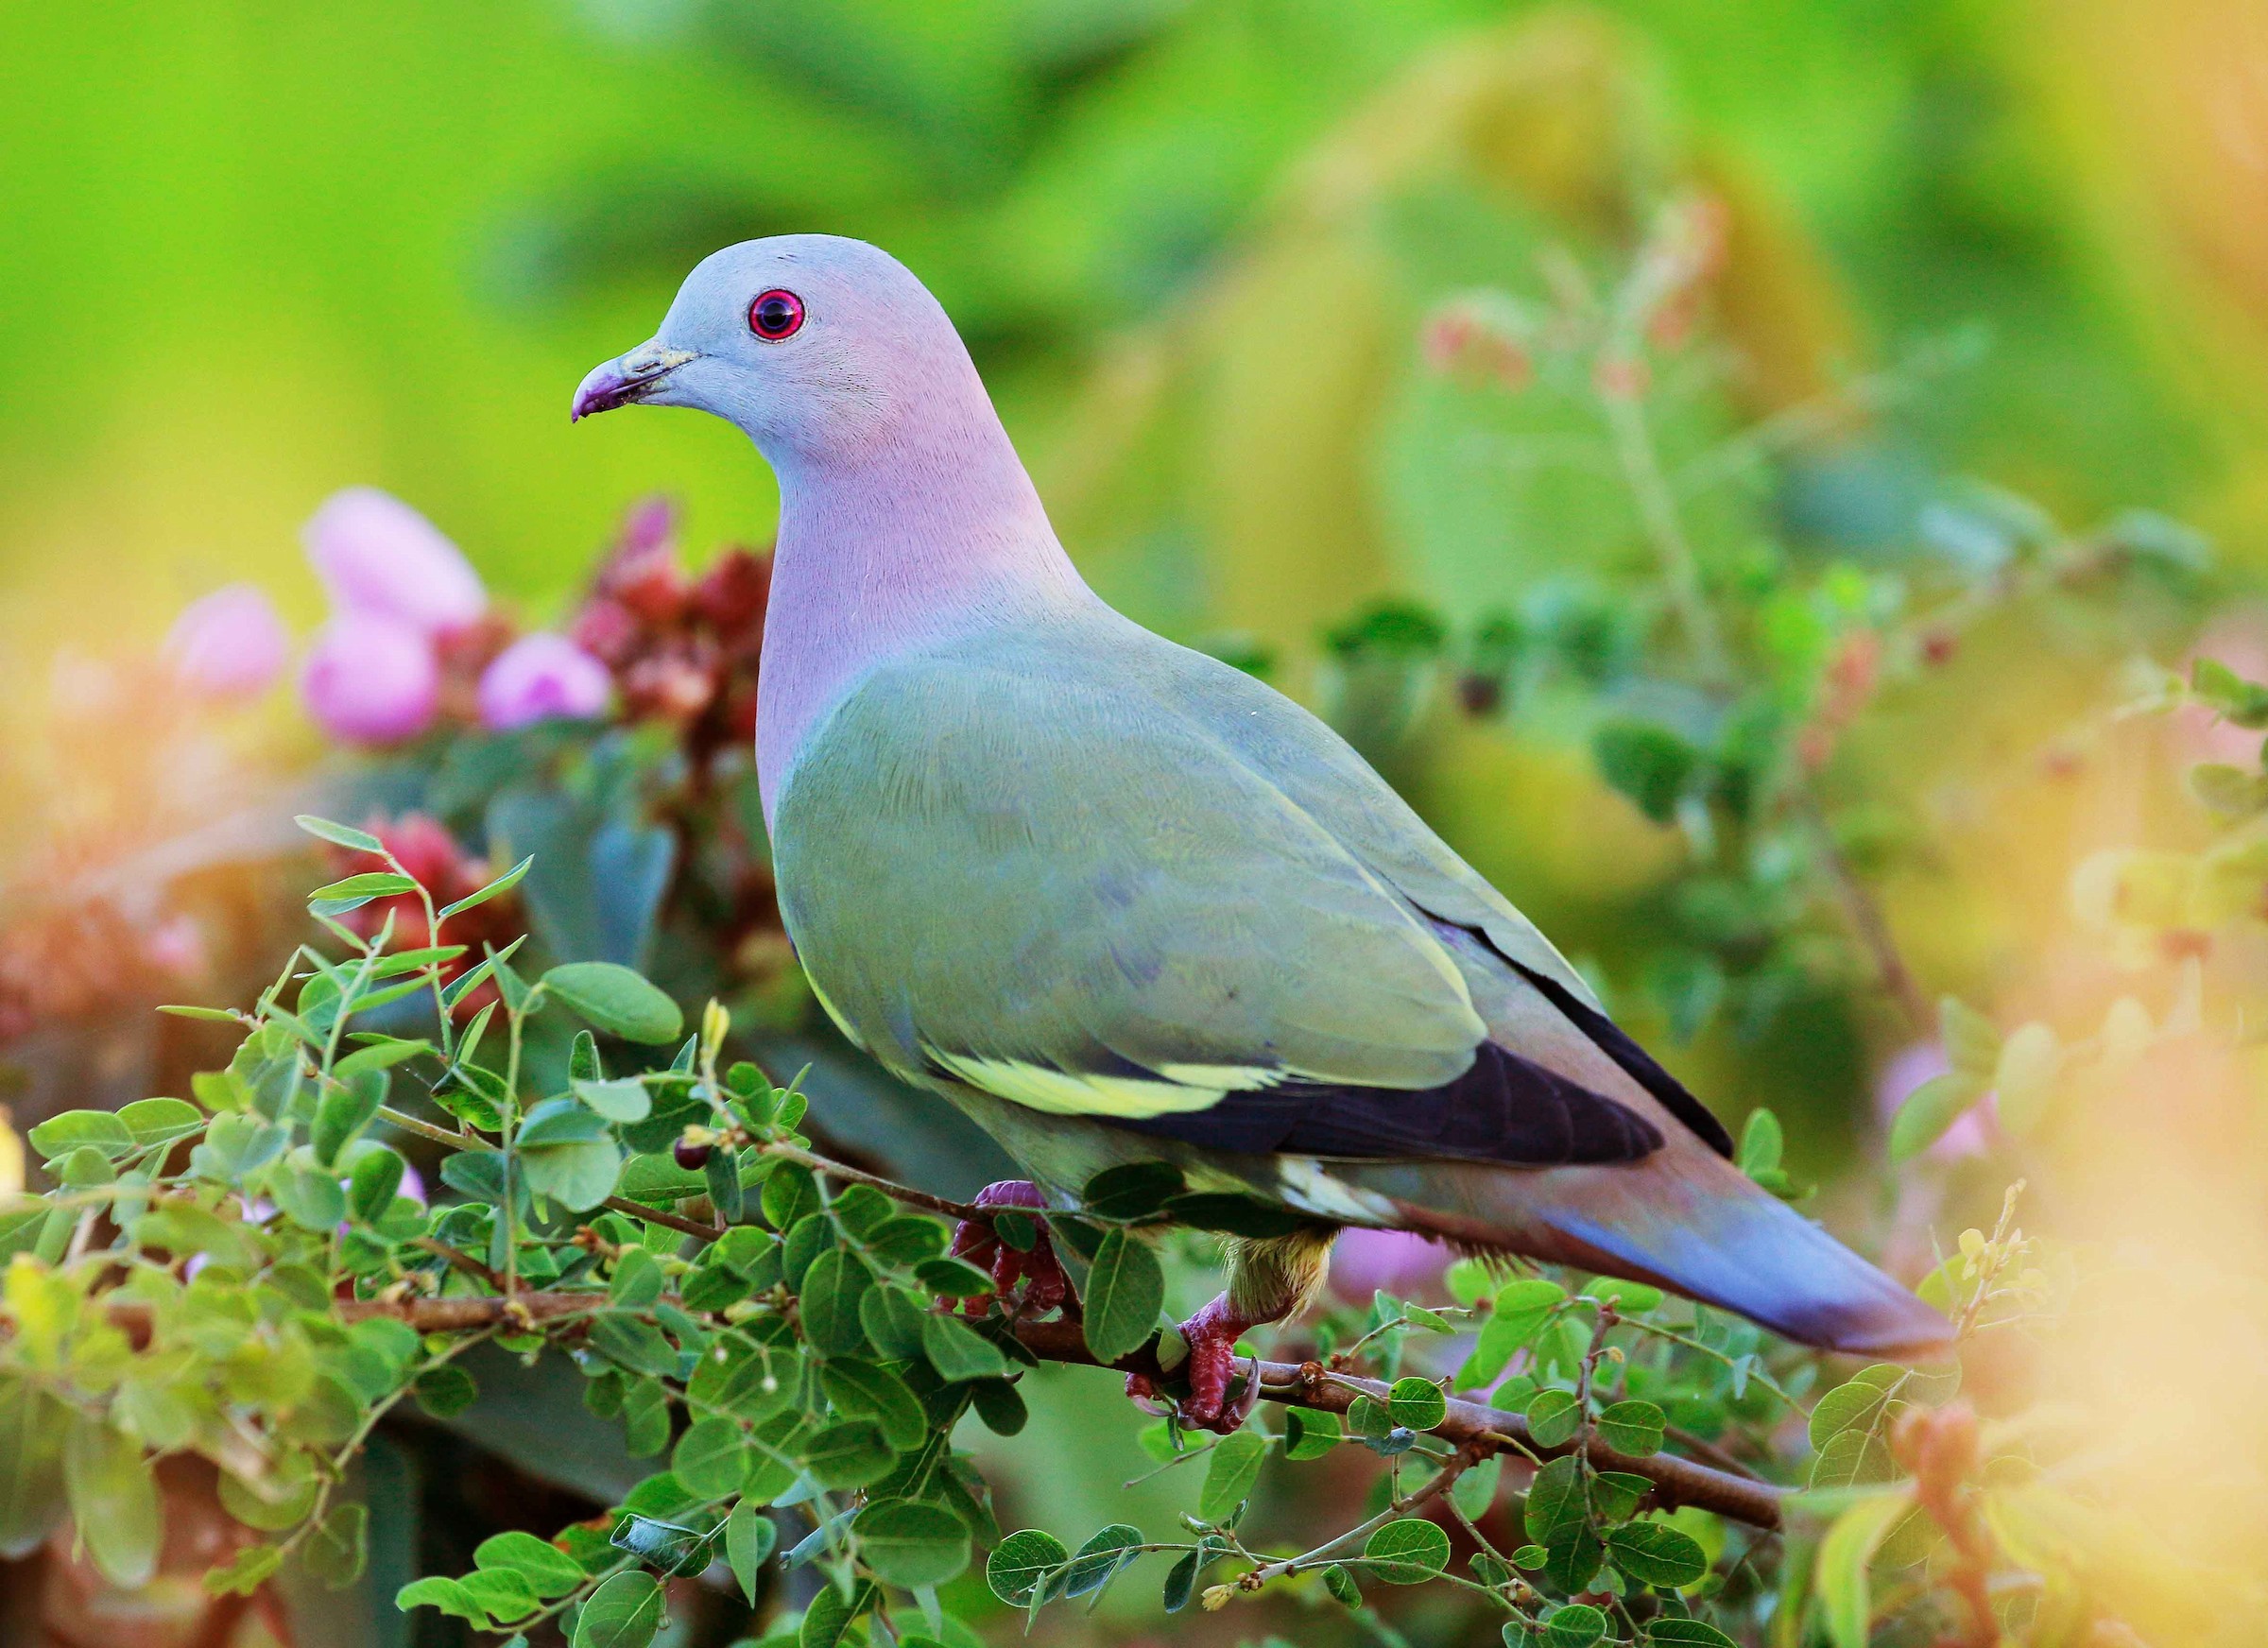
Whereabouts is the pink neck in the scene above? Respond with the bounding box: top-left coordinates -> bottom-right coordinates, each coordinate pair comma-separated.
753,403 -> 1089,823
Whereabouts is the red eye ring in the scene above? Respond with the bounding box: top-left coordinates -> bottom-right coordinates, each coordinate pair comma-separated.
749,289 -> 804,341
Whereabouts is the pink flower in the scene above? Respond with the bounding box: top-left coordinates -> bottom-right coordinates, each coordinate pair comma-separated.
477,633 -> 612,730
303,488 -> 486,636
163,584 -> 289,700
1877,1040 -> 1996,1160
1328,1227 -> 1449,1303
301,612 -> 440,744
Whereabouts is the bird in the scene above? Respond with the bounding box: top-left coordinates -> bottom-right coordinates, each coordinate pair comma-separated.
573,234 -> 1950,1428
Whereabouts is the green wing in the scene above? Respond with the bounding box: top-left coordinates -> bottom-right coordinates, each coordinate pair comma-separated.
771,627 -> 1491,1119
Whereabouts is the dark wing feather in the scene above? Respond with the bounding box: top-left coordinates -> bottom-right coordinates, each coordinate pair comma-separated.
1107,1041 -> 1662,1167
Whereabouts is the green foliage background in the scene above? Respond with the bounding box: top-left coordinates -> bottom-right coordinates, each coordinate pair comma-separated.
6,3 -> 2268,1645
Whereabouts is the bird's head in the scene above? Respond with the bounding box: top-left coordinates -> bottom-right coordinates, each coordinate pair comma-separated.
571,234 -> 971,462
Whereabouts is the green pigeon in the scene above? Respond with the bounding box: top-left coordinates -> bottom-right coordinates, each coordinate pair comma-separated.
575,235 -> 1949,1426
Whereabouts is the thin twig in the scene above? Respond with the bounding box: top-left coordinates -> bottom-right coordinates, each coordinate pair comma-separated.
758,1141 -> 987,1223
1800,793 -> 1933,1038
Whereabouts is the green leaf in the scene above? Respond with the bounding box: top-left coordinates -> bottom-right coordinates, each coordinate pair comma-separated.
542,963 -> 683,1044
1939,996 -> 2002,1081
919,1312 -> 1007,1382
1594,719 -> 1701,823
1061,1521 -> 1143,1598
397,1575 -> 489,1625
1283,1405 -> 1343,1461
313,1068 -> 387,1166
1809,1367 -> 1901,1451
671,1416 -> 750,1499
1590,1471 -> 1652,1523
859,1286 -> 930,1363
986,1528 -> 1070,1606
200,1543 -> 283,1597
1888,1072 -> 1985,1163
1525,1388 -> 1582,1449
591,1315 -> 681,1380
1079,1160 -> 1187,1221
575,1077 -> 654,1123
1081,1227 -> 1165,1363
2192,656 -> 2268,725
1386,1376 -> 1447,1432
1460,1278 -> 1566,1385
1323,1561 -> 1360,1607
762,1162 -> 820,1231
1597,1399 -> 1666,1457
1993,1021 -> 2064,1138
1583,1276 -> 1664,1313
1606,1520 -> 1709,1588
296,815 -> 385,853
519,1096 -> 610,1145
856,1499 -> 972,1588
1737,1107 -> 1783,1176
438,854 -> 534,919
348,1147 -> 406,1224
803,1418 -> 897,1489
725,1501 -> 777,1603
799,1249 -> 874,1356
1524,1454 -> 1587,1547
1646,1621 -> 1739,1646
821,1359 -> 925,1451
334,1039 -> 433,1081
799,1578 -> 875,1648
573,1570 -> 664,1648
304,1502 -> 369,1590
1198,1429 -> 1267,1522
1814,1490 -> 1915,1648
118,1097 -> 204,1148
27,1108 -> 134,1161
520,1138 -> 624,1212
63,1413 -> 161,1588
610,1246 -> 664,1309
1361,1518 -> 1450,1584
269,1164 -> 347,1231
308,871 -> 418,911
1545,1604 -> 1608,1648
473,1530 -> 586,1599
687,1331 -> 800,1421
461,1568 -> 541,1622
1162,1549 -> 1201,1610
1451,1454 -> 1503,1520
969,1377 -> 1028,1437
414,1365 -> 479,1419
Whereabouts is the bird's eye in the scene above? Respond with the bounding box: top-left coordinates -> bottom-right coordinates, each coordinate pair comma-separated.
748,289 -> 804,342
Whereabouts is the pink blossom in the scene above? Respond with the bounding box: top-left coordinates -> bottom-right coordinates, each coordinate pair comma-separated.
1328,1227 -> 1449,1303
301,612 -> 440,744
1877,1040 -> 1996,1160
163,584 -> 289,700
303,488 -> 487,636
477,633 -> 612,730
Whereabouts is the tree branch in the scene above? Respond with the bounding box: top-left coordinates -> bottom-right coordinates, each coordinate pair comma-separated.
1012,1318 -> 1786,1532
91,1285 -> 1785,1530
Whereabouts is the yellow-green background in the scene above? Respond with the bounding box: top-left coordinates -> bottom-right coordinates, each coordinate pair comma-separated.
4,0 -> 2263,658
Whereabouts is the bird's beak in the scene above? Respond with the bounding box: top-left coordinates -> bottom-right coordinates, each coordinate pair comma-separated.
571,340 -> 698,422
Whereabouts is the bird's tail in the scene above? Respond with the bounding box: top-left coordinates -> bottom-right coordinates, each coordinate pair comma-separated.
1358,1151 -> 1951,1358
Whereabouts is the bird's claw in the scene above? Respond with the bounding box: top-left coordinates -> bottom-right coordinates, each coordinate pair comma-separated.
946,1180 -> 1074,1316
1124,1296 -> 1263,1433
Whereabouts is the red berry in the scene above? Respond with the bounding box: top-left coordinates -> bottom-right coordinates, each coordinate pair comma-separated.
674,1139 -> 713,1171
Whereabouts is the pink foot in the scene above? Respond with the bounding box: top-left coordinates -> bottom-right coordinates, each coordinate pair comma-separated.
1125,1294 -> 1264,1434
947,1181 -> 1072,1315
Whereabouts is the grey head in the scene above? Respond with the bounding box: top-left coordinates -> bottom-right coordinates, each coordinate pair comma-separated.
571,234 -> 988,466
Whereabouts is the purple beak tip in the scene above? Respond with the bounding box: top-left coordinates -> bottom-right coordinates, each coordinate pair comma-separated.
570,366 -> 631,424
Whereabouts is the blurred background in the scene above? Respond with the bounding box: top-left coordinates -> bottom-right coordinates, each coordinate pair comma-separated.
5,0 -> 2268,1643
